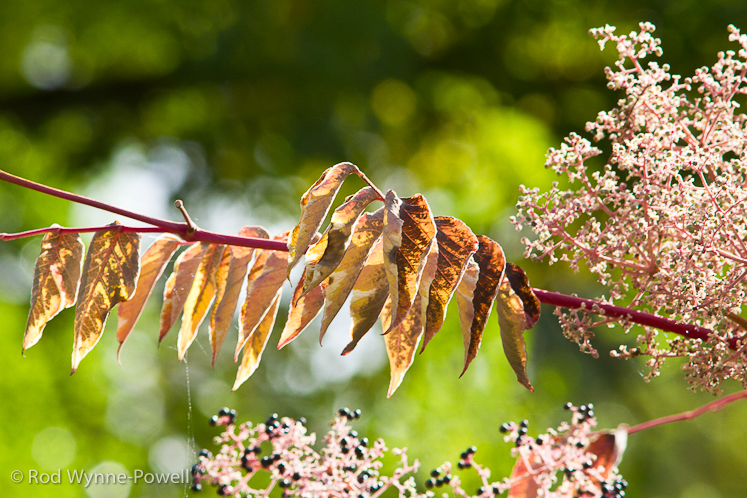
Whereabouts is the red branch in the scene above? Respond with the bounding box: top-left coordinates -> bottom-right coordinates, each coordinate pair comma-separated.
627,389 -> 747,435
0,168 -> 740,349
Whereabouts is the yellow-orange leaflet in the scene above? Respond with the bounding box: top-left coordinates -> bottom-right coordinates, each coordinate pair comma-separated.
301,186 -> 380,295
319,208 -> 384,344
178,244 -> 226,360
23,227 -> 84,352
287,162 -> 360,276
278,269 -> 326,349
344,238 -> 388,355
381,294 -> 425,398
116,234 -> 181,361
159,242 -> 209,341
72,225 -> 140,372
210,226 -> 269,365
233,295 -> 281,390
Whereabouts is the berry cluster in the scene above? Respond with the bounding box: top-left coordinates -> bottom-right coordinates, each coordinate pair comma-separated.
193,405 -> 627,498
192,407 -> 420,497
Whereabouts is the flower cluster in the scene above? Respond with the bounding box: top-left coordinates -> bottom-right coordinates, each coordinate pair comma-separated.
192,406 -> 626,498
512,22 -> 747,392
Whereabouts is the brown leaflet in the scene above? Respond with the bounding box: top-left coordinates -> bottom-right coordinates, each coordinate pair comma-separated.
287,162 -> 360,275
301,187 -> 380,295
586,426 -> 628,482
177,244 -> 227,360
236,232 -> 289,361
505,263 -> 541,328
381,293 -> 425,398
460,236 -> 506,377
382,191 -> 436,332
496,274 -> 533,391
421,216 -> 479,352
116,234 -> 181,361
210,226 -> 270,365
319,208 -> 384,344
233,294 -> 281,390
72,225 -> 140,372
278,269 -> 327,349
23,227 -> 84,352
507,452 -> 543,498
343,238 -> 389,355
159,242 -> 209,342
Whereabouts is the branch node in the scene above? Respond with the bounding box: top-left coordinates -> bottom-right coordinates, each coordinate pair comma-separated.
174,200 -> 198,234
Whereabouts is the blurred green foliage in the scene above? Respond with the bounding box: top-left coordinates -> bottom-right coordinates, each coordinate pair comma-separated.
1,1 -> 747,497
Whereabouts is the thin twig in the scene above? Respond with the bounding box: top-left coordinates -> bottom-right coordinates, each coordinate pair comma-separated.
174,200 -> 198,233
627,390 -> 747,435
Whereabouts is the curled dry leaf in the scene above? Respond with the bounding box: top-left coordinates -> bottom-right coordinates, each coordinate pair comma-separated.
159,242 -> 209,342
236,232 -> 289,361
421,216 -> 479,352
72,225 -> 140,372
319,208 -> 384,344
287,162 -> 360,275
301,186 -> 380,295
505,263 -> 541,328
460,236 -> 506,377
116,234 -> 181,361
178,244 -> 227,360
278,269 -> 326,349
586,425 -> 628,483
210,226 -> 269,365
233,295 -> 281,390
496,268 -> 534,391
344,238 -> 389,355
382,191 -> 436,332
23,227 -> 84,352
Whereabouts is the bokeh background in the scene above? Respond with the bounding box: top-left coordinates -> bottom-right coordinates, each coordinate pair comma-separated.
1,1 -> 746,497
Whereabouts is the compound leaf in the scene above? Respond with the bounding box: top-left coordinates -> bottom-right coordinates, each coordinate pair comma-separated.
72,225 -> 140,372
23,227 -> 84,352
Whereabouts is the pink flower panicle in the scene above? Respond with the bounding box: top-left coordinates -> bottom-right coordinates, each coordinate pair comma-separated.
193,406 -> 627,498
511,22 -> 747,392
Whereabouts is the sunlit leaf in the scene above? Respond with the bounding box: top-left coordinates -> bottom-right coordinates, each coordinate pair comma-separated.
116,234 -> 181,361
421,216 -> 478,352
344,238 -> 388,355
278,269 -> 326,349
460,236 -> 506,377
382,191 -> 436,332
210,226 -> 270,365
233,295 -> 281,390
236,232 -> 289,361
505,262 -> 541,328
496,270 -> 533,391
381,294 -> 425,398
23,227 -> 84,352
72,225 -> 140,372
178,244 -> 226,360
301,186 -> 380,295
287,162 -> 360,275
159,242 -> 209,342
319,208 -> 384,344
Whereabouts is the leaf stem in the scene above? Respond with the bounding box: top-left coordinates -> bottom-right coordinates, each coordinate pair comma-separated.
626,389 -> 747,435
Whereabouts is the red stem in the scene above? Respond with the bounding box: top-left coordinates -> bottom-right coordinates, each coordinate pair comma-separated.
532,288 -> 740,350
0,168 -> 741,348
627,389 -> 747,435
